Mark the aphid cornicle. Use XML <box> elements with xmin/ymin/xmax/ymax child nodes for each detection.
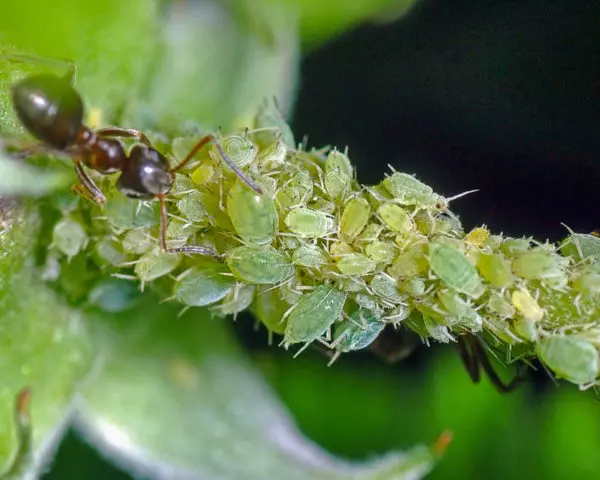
<box><xmin>10</xmin><ymin>71</ymin><xmax>263</xmax><ymax>258</ymax></box>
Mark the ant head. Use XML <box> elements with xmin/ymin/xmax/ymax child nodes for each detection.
<box><xmin>117</xmin><ymin>145</ymin><xmax>173</xmax><ymax>199</ymax></box>
<box><xmin>12</xmin><ymin>73</ymin><xmax>83</xmax><ymax>149</ymax></box>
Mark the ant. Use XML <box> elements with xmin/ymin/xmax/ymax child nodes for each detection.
<box><xmin>9</xmin><ymin>64</ymin><xmax>262</xmax><ymax>258</ymax></box>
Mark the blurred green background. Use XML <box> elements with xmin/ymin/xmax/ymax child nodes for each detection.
<box><xmin>1</xmin><ymin>0</ymin><xmax>599</xmax><ymax>478</ymax></box>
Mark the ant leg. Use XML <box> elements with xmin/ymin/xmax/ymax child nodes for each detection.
<box><xmin>1</xmin><ymin>388</ymin><xmax>33</xmax><ymax>477</ymax></box>
<box><xmin>458</xmin><ymin>334</ymin><xmax>527</xmax><ymax>393</ymax></box>
<box><xmin>157</xmin><ymin>194</ymin><xmax>220</xmax><ymax>259</ymax></box>
<box><xmin>73</xmin><ymin>161</ymin><xmax>106</xmax><ymax>204</ymax></box>
<box><xmin>0</xmin><ymin>50</ymin><xmax>76</xmax><ymax>84</ymax></box>
<box><xmin>171</xmin><ymin>134</ymin><xmax>262</xmax><ymax>194</ymax></box>
<box><xmin>95</xmin><ymin>128</ymin><xmax>152</xmax><ymax>146</ymax></box>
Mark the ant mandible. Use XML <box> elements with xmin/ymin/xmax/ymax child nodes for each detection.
<box><xmin>10</xmin><ymin>68</ymin><xmax>262</xmax><ymax>258</ymax></box>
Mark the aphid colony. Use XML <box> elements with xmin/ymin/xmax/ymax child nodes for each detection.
<box><xmin>34</xmin><ymin>100</ymin><xmax>600</xmax><ymax>388</ymax></box>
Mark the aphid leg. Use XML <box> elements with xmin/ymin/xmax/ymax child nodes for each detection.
<box><xmin>458</xmin><ymin>334</ymin><xmax>526</xmax><ymax>393</ymax></box>
<box><xmin>157</xmin><ymin>194</ymin><xmax>220</xmax><ymax>259</ymax></box>
<box><xmin>1</xmin><ymin>388</ymin><xmax>33</xmax><ymax>477</ymax></box>
<box><xmin>171</xmin><ymin>134</ymin><xmax>263</xmax><ymax>195</ymax></box>
<box><xmin>73</xmin><ymin>161</ymin><xmax>106</xmax><ymax>204</ymax></box>
<box><xmin>95</xmin><ymin>128</ymin><xmax>152</xmax><ymax>146</ymax></box>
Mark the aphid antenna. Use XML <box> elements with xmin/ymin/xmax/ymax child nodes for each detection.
<box><xmin>159</xmin><ymin>294</ymin><xmax>177</xmax><ymax>303</ymax></box>
<box><xmin>327</xmin><ymin>351</ymin><xmax>342</xmax><ymax>367</ymax></box>
<box><xmin>177</xmin><ymin>305</ymin><xmax>191</xmax><ymax>319</ymax></box>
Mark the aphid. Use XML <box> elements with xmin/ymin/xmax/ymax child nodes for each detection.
<box><xmin>536</xmin><ymin>335</ymin><xmax>599</xmax><ymax>386</ymax></box>
<box><xmin>1</xmin><ymin>388</ymin><xmax>32</xmax><ymax>478</ymax></box>
<box><xmin>11</xmin><ymin>71</ymin><xmax>262</xmax><ymax>258</ymax></box>
<box><xmin>225</xmin><ymin>245</ymin><xmax>294</xmax><ymax>284</ymax></box>
<box><xmin>511</xmin><ymin>250</ymin><xmax>566</xmax><ymax>281</ymax></box>
<box><xmin>328</xmin><ymin>310</ymin><xmax>385</xmax><ymax>364</ymax></box>
<box><xmin>284</xmin><ymin>207</ymin><xmax>335</xmax><ymax>238</ymax></box>
<box><xmin>174</xmin><ymin>261</ymin><xmax>235</xmax><ymax>307</ymax></box>
<box><xmin>339</xmin><ymin>197</ymin><xmax>370</xmax><ymax>243</ymax></box>
<box><xmin>51</xmin><ymin>216</ymin><xmax>87</xmax><ymax>259</ymax></box>
<box><xmin>252</xmin><ymin>287</ymin><xmax>290</xmax><ymax>336</ymax></box>
<box><xmin>464</xmin><ymin>226</ymin><xmax>490</xmax><ymax>247</ymax></box>
<box><xmin>335</xmin><ymin>253</ymin><xmax>376</xmax><ymax>276</ymax></box>
<box><xmin>476</xmin><ymin>252</ymin><xmax>513</xmax><ymax>289</ymax></box>
<box><xmin>292</xmin><ymin>245</ymin><xmax>329</xmax><ymax>268</ymax></box>
<box><xmin>561</xmin><ymin>232</ymin><xmax>600</xmax><ymax>264</ymax></box>
<box><xmin>457</xmin><ymin>334</ymin><xmax>527</xmax><ymax>393</ymax></box>
<box><xmin>364</xmin><ymin>240</ymin><xmax>396</xmax><ymax>264</ymax></box>
<box><xmin>429</xmin><ymin>243</ymin><xmax>484</xmax><ymax>298</ymax></box>
<box><xmin>377</xmin><ymin>203</ymin><xmax>413</xmax><ymax>232</ymax></box>
<box><xmin>511</xmin><ymin>289</ymin><xmax>544</xmax><ymax>322</ymax></box>
<box><xmin>324</xmin><ymin>149</ymin><xmax>352</xmax><ymax>200</ymax></box>
<box><xmin>382</xmin><ymin>170</ymin><xmax>477</xmax><ymax>211</ymax></box>
<box><xmin>283</xmin><ymin>285</ymin><xmax>347</xmax><ymax>346</ymax></box>
<box><xmin>226</xmin><ymin>180</ymin><xmax>277</xmax><ymax>245</ymax></box>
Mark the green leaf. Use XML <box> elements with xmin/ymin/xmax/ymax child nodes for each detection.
<box><xmin>0</xmin><ymin>150</ymin><xmax>71</xmax><ymax>196</ymax></box>
<box><xmin>267</xmin><ymin>0</ymin><xmax>419</xmax><ymax>48</ymax></box>
<box><xmin>0</xmin><ymin>203</ymin><xmax>92</xmax><ymax>477</ymax></box>
<box><xmin>75</xmin><ymin>298</ymin><xmax>443</xmax><ymax>479</ymax></box>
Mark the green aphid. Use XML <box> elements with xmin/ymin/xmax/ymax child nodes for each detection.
<box><xmin>415</xmin><ymin>300</ymin><xmax>447</xmax><ymax>324</ymax></box>
<box><xmin>476</xmin><ymin>252</ymin><xmax>514</xmax><ymax>289</ymax></box>
<box><xmin>292</xmin><ymin>245</ymin><xmax>329</xmax><ymax>268</ymax></box>
<box><xmin>166</xmin><ymin>219</ymin><xmax>198</xmax><ymax>243</ymax></box>
<box><xmin>388</xmin><ymin>243</ymin><xmax>428</xmax><ymax>278</ymax></box>
<box><xmin>487</xmin><ymin>292</ymin><xmax>516</xmax><ymax>318</ymax></box>
<box><xmin>511</xmin><ymin>250</ymin><xmax>566</xmax><ymax>280</ymax></box>
<box><xmin>429</xmin><ymin>243</ymin><xmax>484</xmax><ymax>298</ymax></box>
<box><xmin>561</xmin><ymin>233</ymin><xmax>600</xmax><ymax>264</ymax></box>
<box><xmin>382</xmin><ymin>172</ymin><xmax>451</xmax><ymax>210</ymax></box>
<box><xmin>227</xmin><ymin>181</ymin><xmax>278</xmax><ymax>245</ymax></box>
<box><xmin>256</xmin><ymin>140</ymin><xmax>287</xmax><ymax>168</ymax></box>
<box><xmin>377</xmin><ymin>203</ymin><xmax>413</xmax><ymax>232</ymax></box>
<box><xmin>325</xmin><ymin>149</ymin><xmax>353</xmax><ymax>177</ymax></box>
<box><xmin>354</xmin><ymin>223</ymin><xmax>383</xmax><ymax>245</ymax></box>
<box><xmin>399</xmin><ymin>278</ymin><xmax>427</xmax><ymax>297</ymax></box>
<box><xmin>94</xmin><ymin>237</ymin><xmax>128</xmax><ymax>266</ymax></box>
<box><xmin>226</xmin><ymin>245</ymin><xmax>294</xmax><ymax>285</ymax></box>
<box><xmin>135</xmin><ymin>250</ymin><xmax>181</xmax><ymax>283</ymax></box>
<box><xmin>355</xmin><ymin>292</ymin><xmax>380</xmax><ymax>312</ymax></box>
<box><xmin>500</xmin><ymin>238</ymin><xmax>531</xmax><ymax>257</ymax></box>
<box><xmin>437</xmin><ymin>290</ymin><xmax>482</xmax><ymax>331</ymax></box>
<box><xmin>122</xmin><ymin>228</ymin><xmax>154</xmax><ymax>255</ymax></box>
<box><xmin>52</xmin><ymin>217</ymin><xmax>87</xmax><ymax>259</ymax></box>
<box><xmin>177</xmin><ymin>192</ymin><xmax>208</xmax><ymax>224</ymax></box>
<box><xmin>537</xmin><ymin>336</ymin><xmax>599</xmax><ymax>385</ymax></box>
<box><xmin>284</xmin><ymin>286</ymin><xmax>347</xmax><ymax>345</ymax></box>
<box><xmin>285</xmin><ymin>207</ymin><xmax>335</xmax><ymax>238</ymax></box>
<box><xmin>213</xmin><ymin>285</ymin><xmax>255</xmax><ymax>316</ymax></box>
<box><xmin>422</xmin><ymin>315</ymin><xmax>454</xmax><ymax>343</ymax></box>
<box><xmin>172</xmin><ymin>136</ymin><xmax>203</xmax><ymax>168</ymax></box>
<box><xmin>338</xmin><ymin>277</ymin><xmax>366</xmax><ymax>292</ymax></box>
<box><xmin>334</xmin><ymin>310</ymin><xmax>384</xmax><ymax>352</ymax></box>
<box><xmin>370</xmin><ymin>273</ymin><xmax>404</xmax><ymax>303</ymax></box>
<box><xmin>88</xmin><ymin>278</ymin><xmax>139</xmax><ymax>313</ymax></box>
<box><xmin>512</xmin><ymin>317</ymin><xmax>537</xmax><ymax>342</ymax></box>
<box><xmin>219</xmin><ymin>133</ymin><xmax>257</xmax><ymax>169</ymax></box>
<box><xmin>340</xmin><ymin>197</ymin><xmax>370</xmax><ymax>243</ymax></box>
<box><xmin>336</xmin><ymin>253</ymin><xmax>377</xmax><ymax>276</ymax></box>
<box><xmin>572</xmin><ymin>271</ymin><xmax>600</xmax><ymax>296</ymax></box>
<box><xmin>253</xmin><ymin>97</ymin><xmax>296</xmax><ymax>148</ymax></box>
<box><xmin>278</xmin><ymin>281</ymin><xmax>303</xmax><ymax>305</ymax></box>
<box><xmin>404</xmin><ymin>311</ymin><xmax>430</xmax><ymax>338</ymax></box>
<box><xmin>365</xmin><ymin>240</ymin><xmax>396</xmax><ymax>264</ymax></box>
<box><xmin>252</xmin><ymin>287</ymin><xmax>291</xmax><ymax>335</ymax></box>
<box><xmin>413</xmin><ymin>211</ymin><xmax>437</xmax><ymax>236</ymax></box>
<box><xmin>106</xmin><ymin>192</ymin><xmax>159</xmax><ymax>229</ymax></box>
<box><xmin>170</xmin><ymin>173</ymin><xmax>196</xmax><ymax>196</ymax></box>
<box><xmin>384</xmin><ymin>304</ymin><xmax>411</xmax><ymax>324</ymax></box>
<box><xmin>511</xmin><ymin>289</ymin><xmax>544</xmax><ymax>322</ymax></box>
<box><xmin>325</xmin><ymin>169</ymin><xmax>349</xmax><ymax>200</ymax></box>
<box><xmin>175</xmin><ymin>261</ymin><xmax>235</xmax><ymax>307</ymax></box>
<box><xmin>291</xmin><ymin>170</ymin><xmax>313</xmax><ymax>201</ymax></box>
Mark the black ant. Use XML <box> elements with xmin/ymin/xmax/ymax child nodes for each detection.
<box><xmin>9</xmin><ymin>66</ymin><xmax>262</xmax><ymax>258</ymax></box>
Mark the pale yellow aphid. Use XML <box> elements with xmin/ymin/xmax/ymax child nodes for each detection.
<box><xmin>511</xmin><ymin>289</ymin><xmax>544</xmax><ymax>322</ymax></box>
<box><xmin>464</xmin><ymin>226</ymin><xmax>490</xmax><ymax>248</ymax></box>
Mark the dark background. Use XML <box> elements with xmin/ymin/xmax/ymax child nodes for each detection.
<box><xmin>46</xmin><ymin>1</ymin><xmax>600</xmax><ymax>478</ymax></box>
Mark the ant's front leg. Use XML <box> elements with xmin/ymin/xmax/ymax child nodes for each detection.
<box><xmin>95</xmin><ymin>128</ymin><xmax>152</xmax><ymax>147</ymax></box>
<box><xmin>156</xmin><ymin>194</ymin><xmax>220</xmax><ymax>259</ymax></box>
<box><xmin>73</xmin><ymin>161</ymin><xmax>106</xmax><ymax>204</ymax></box>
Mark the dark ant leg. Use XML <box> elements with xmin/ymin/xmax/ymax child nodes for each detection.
<box><xmin>95</xmin><ymin>128</ymin><xmax>152</xmax><ymax>146</ymax></box>
<box><xmin>157</xmin><ymin>194</ymin><xmax>220</xmax><ymax>258</ymax></box>
<box><xmin>457</xmin><ymin>334</ymin><xmax>526</xmax><ymax>394</ymax></box>
<box><xmin>1</xmin><ymin>388</ymin><xmax>33</xmax><ymax>477</ymax></box>
<box><xmin>73</xmin><ymin>161</ymin><xmax>106</xmax><ymax>204</ymax></box>
<box><xmin>171</xmin><ymin>134</ymin><xmax>263</xmax><ymax>195</ymax></box>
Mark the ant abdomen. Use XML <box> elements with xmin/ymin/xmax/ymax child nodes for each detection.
<box><xmin>11</xmin><ymin>73</ymin><xmax>83</xmax><ymax>149</ymax></box>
